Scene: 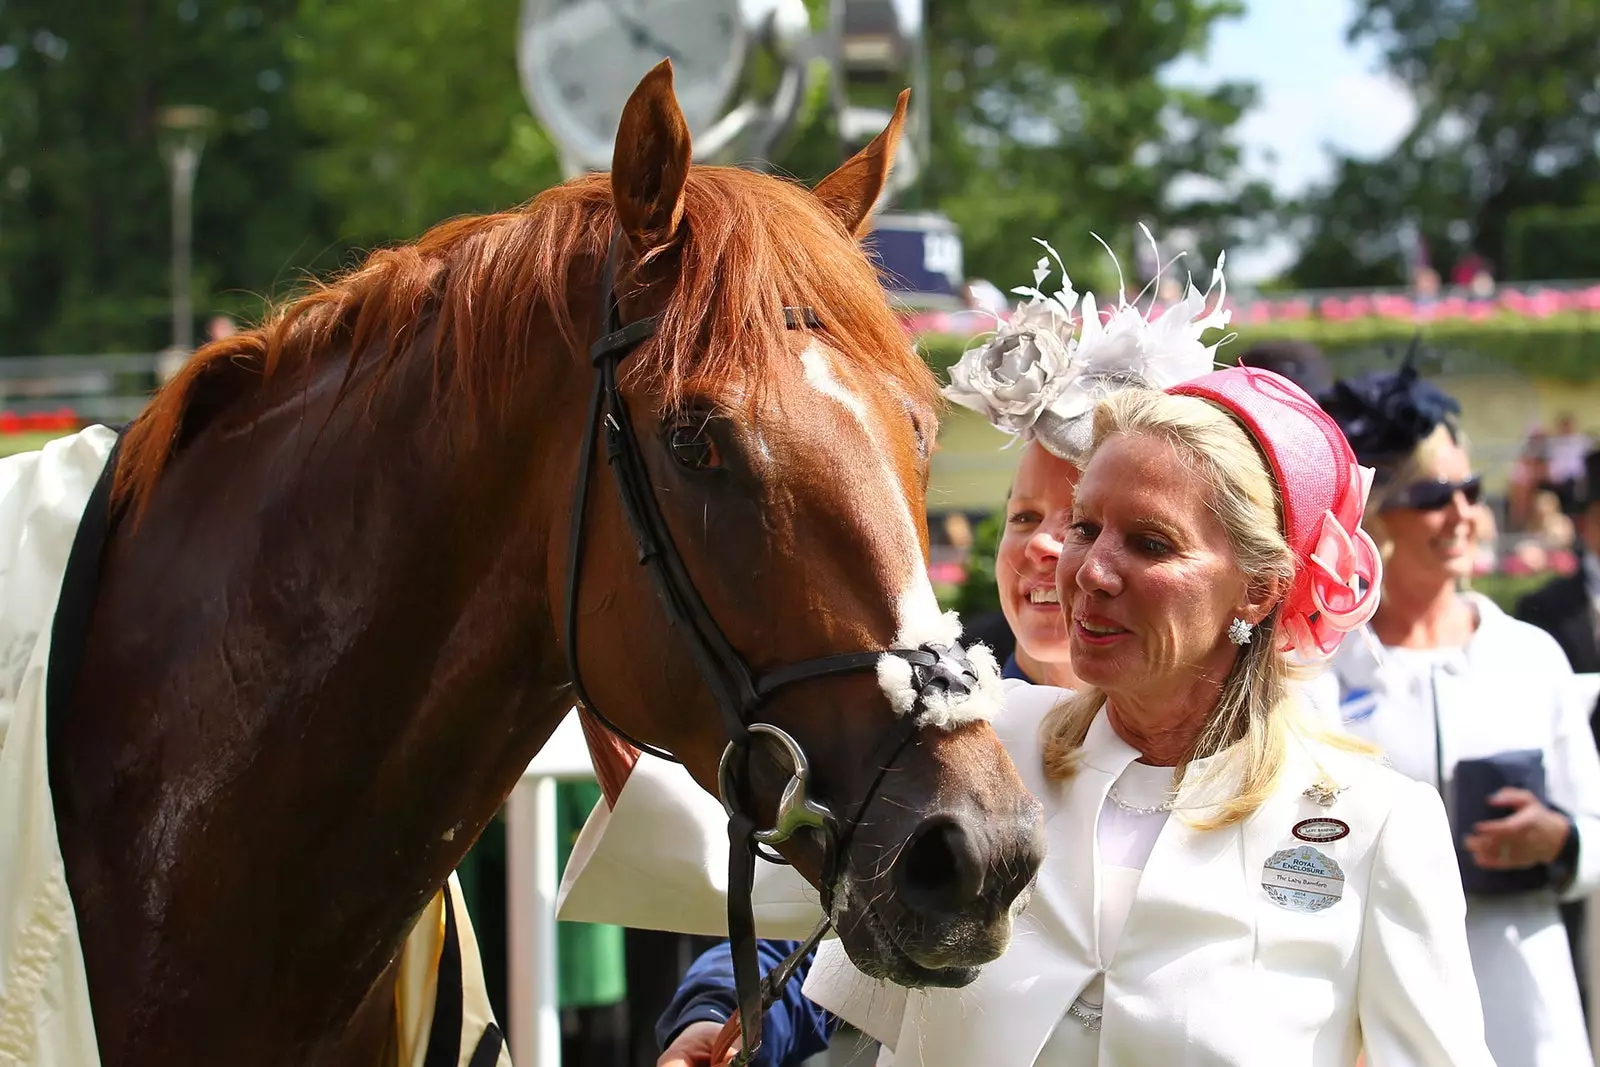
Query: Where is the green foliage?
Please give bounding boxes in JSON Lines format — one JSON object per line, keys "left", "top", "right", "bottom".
{"left": 1505, "top": 206, "right": 1600, "bottom": 282}
{"left": 0, "top": 431, "right": 64, "bottom": 458}
{"left": 290, "top": 0, "right": 564, "bottom": 247}
{"left": 0, "top": 0, "right": 342, "bottom": 353}
{"left": 923, "top": 0, "right": 1268, "bottom": 293}
{"left": 0, "top": 0, "right": 1263, "bottom": 354}
{"left": 1289, "top": 0, "right": 1600, "bottom": 287}
{"left": 949, "top": 511, "right": 1004, "bottom": 619}
{"left": 1471, "top": 572, "right": 1554, "bottom": 617}
{"left": 919, "top": 313, "right": 1600, "bottom": 384}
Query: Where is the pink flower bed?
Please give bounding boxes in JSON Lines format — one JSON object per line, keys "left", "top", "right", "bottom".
{"left": 905, "top": 283, "right": 1600, "bottom": 338}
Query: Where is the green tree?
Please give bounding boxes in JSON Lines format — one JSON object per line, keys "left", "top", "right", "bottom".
{"left": 0, "top": 0, "right": 342, "bottom": 354}
{"left": 1, "top": 0, "right": 1263, "bottom": 353}
{"left": 1288, "top": 0, "right": 1600, "bottom": 287}
{"left": 289, "top": 0, "right": 564, "bottom": 247}
{"left": 920, "top": 0, "right": 1269, "bottom": 293}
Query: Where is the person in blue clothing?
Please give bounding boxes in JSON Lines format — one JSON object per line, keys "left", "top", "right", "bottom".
{"left": 657, "top": 937, "right": 838, "bottom": 1067}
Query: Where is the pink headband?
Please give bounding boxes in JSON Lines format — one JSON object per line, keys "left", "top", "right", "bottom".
{"left": 1169, "top": 366, "right": 1382, "bottom": 656}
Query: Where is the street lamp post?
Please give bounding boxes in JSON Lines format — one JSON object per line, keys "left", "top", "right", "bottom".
{"left": 157, "top": 105, "right": 215, "bottom": 374}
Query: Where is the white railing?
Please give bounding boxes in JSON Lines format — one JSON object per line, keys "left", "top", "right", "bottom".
{"left": 506, "top": 713, "right": 596, "bottom": 1067}
{"left": 0, "top": 352, "right": 161, "bottom": 424}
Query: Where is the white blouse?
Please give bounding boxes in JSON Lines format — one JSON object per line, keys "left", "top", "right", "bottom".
{"left": 1041, "top": 760, "right": 1172, "bottom": 1060}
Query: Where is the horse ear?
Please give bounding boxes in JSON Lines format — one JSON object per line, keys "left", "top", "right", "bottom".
{"left": 812, "top": 89, "right": 909, "bottom": 238}
{"left": 611, "top": 59, "right": 692, "bottom": 255}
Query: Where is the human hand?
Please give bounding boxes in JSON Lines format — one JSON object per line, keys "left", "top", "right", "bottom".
{"left": 658, "top": 1021, "right": 739, "bottom": 1067}
{"left": 1463, "top": 787, "right": 1572, "bottom": 869}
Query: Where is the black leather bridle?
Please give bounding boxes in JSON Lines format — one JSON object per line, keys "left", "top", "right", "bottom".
{"left": 563, "top": 232, "right": 984, "bottom": 1064}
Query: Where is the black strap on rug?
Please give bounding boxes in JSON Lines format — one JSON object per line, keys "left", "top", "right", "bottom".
{"left": 422, "top": 881, "right": 467, "bottom": 1067}
{"left": 422, "top": 881, "right": 507, "bottom": 1067}
{"left": 466, "top": 1024, "right": 504, "bottom": 1067}
{"left": 44, "top": 425, "right": 126, "bottom": 800}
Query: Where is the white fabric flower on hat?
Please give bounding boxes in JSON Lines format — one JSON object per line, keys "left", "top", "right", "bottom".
{"left": 943, "top": 227, "right": 1233, "bottom": 462}
{"left": 943, "top": 241, "right": 1080, "bottom": 437}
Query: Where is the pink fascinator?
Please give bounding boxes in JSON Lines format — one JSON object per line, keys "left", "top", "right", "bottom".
{"left": 1169, "top": 366, "right": 1382, "bottom": 657}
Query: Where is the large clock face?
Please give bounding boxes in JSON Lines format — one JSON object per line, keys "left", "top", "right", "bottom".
{"left": 521, "top": 0, "right": 747, "bottom": 168}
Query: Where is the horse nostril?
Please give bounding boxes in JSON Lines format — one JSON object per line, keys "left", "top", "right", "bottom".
{"left": 894, "top": 814, "right": 986, "bottom": 917}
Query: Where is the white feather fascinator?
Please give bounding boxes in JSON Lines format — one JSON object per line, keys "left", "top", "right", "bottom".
{"left": 943, "top": 228, "right": 1232, "bottom": 463}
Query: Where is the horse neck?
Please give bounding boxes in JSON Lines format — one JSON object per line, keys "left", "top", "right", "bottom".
{"left": 57, "top": 338, "right": 588, "bottom": 1061}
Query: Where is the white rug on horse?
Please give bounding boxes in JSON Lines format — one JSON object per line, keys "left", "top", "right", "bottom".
{"left": 0, "top": 427, "right": 508, "bottom": 1067}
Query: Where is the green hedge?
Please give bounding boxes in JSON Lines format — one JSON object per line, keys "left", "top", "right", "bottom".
{"left": 0, "top": 432, "right": 66, "bottom": 458}
{"left": 918, "top": 313, "right": 1600, "bottom": 383}
{"left": 940, "top": 511, "right": 1003, "bottom": 616}
{"left": 1505, "top": 206, "right": 1600, "bottom": 282}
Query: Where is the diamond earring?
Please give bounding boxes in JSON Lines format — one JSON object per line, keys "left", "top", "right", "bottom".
{"left": 1227, "top": 618, "right": 1254, "bottom": 646}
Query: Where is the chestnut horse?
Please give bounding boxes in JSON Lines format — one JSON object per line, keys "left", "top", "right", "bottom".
{"left": 49, "top": 64, "right": 1043, "bottom": 1066}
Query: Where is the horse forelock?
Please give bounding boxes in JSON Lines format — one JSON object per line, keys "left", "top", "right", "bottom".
{"left": 112, "top": 165, "right": 935, "bottom": 517}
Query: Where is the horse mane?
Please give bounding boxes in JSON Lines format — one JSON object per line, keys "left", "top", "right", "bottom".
{"left": 114, "top": 167, "right": 935, "bottom": 513}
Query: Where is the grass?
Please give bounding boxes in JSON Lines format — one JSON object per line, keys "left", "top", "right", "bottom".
{"left": 0, "top": 432, "right": 69, "bottom": 458}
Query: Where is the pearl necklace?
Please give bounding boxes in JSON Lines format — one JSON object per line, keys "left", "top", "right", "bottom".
{"left": 1106, "top": 785, "right": 1175, "bottom": 815}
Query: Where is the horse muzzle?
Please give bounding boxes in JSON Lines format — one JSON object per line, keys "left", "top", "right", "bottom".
{"left": 832, "top": 785, "right": 1046, "bottom": 986}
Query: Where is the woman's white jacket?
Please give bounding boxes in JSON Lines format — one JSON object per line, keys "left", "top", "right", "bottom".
{"left": 557, "top": 683, "right": 1492, "bottom": 1066}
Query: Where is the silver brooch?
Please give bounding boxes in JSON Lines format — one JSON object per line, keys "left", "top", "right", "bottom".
{"left": 1303, "top": 780, "right": 1345, "bottom": 807}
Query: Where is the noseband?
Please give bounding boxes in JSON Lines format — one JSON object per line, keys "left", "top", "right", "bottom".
{"left": 563, "top": 233, "right": 984, "bottom": 1064}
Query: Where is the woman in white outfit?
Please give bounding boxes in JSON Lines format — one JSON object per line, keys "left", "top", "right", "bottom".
{"left": 790, "top": 366, "right": 1487, "bottom": 1067}
{"left": 560, "top": 248, "right": 1494, "bottom": 1067}
{"left": 1323, "top": 361, "right": 1600, "bottom": 1067}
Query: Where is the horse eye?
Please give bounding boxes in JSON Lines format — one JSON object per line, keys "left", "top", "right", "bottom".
{"left": 901, "top": 398, "right": 931, "bottom": 460}
{"left": 909, "top": 412, "right": 930, "bottom": 459}
{"left": 669, "top": 422, "right": 722, "bottom": 471}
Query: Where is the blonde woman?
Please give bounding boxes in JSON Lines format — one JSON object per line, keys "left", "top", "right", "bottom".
{"left": 1323, "top": 364, "right": 1600, "bottom": 1067}
{"left": 626, "top": 367, "right": 1488, "bottom": 1067}
{"left": 753, "top": 367, "right": 1483, "bottom": 1067}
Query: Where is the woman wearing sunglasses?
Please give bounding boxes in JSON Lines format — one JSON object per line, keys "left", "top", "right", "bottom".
{"left": 1323, "top": 365, "right": 1600, "bottom": 1067}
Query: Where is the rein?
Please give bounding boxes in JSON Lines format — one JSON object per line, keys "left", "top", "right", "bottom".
{"left": 563, "top": 233, "right": 982, "bottom": 1064}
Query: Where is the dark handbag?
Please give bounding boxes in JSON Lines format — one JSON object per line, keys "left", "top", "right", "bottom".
{"left": 1451, "top": 749, "right": 1554, "bottom": 895}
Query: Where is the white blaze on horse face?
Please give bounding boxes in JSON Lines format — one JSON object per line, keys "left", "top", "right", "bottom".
{"left": 797, "top": 342, "right": 1000, "bottom": 729}
{"left": 799, "top": 343, "right": 871, "bottom": 425}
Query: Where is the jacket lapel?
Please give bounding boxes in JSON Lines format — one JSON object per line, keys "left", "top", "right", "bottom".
{"left": 1560, "top": 601, "right": 1600, "bottom": 674}
{"left": 1031, "top": 714, "right": 1138, "bottom": 964}
{"left": 1535, "top": 576, "right": 1599, "bottom": 672}
{"left": 889, "top": 715, "right": 1137, "bottom": 1067}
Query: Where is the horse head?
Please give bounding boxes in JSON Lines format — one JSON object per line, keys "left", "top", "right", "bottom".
{"left": 567, "top": 62, "right": 1045, "bottom": 986}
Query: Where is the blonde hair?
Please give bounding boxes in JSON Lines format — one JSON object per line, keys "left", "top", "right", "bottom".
{"left": 1361, "top": 422, "right": 1465, "bottom": 562}
{"left": 1040, "top": 388, "right": 1372, "bottom": 829}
